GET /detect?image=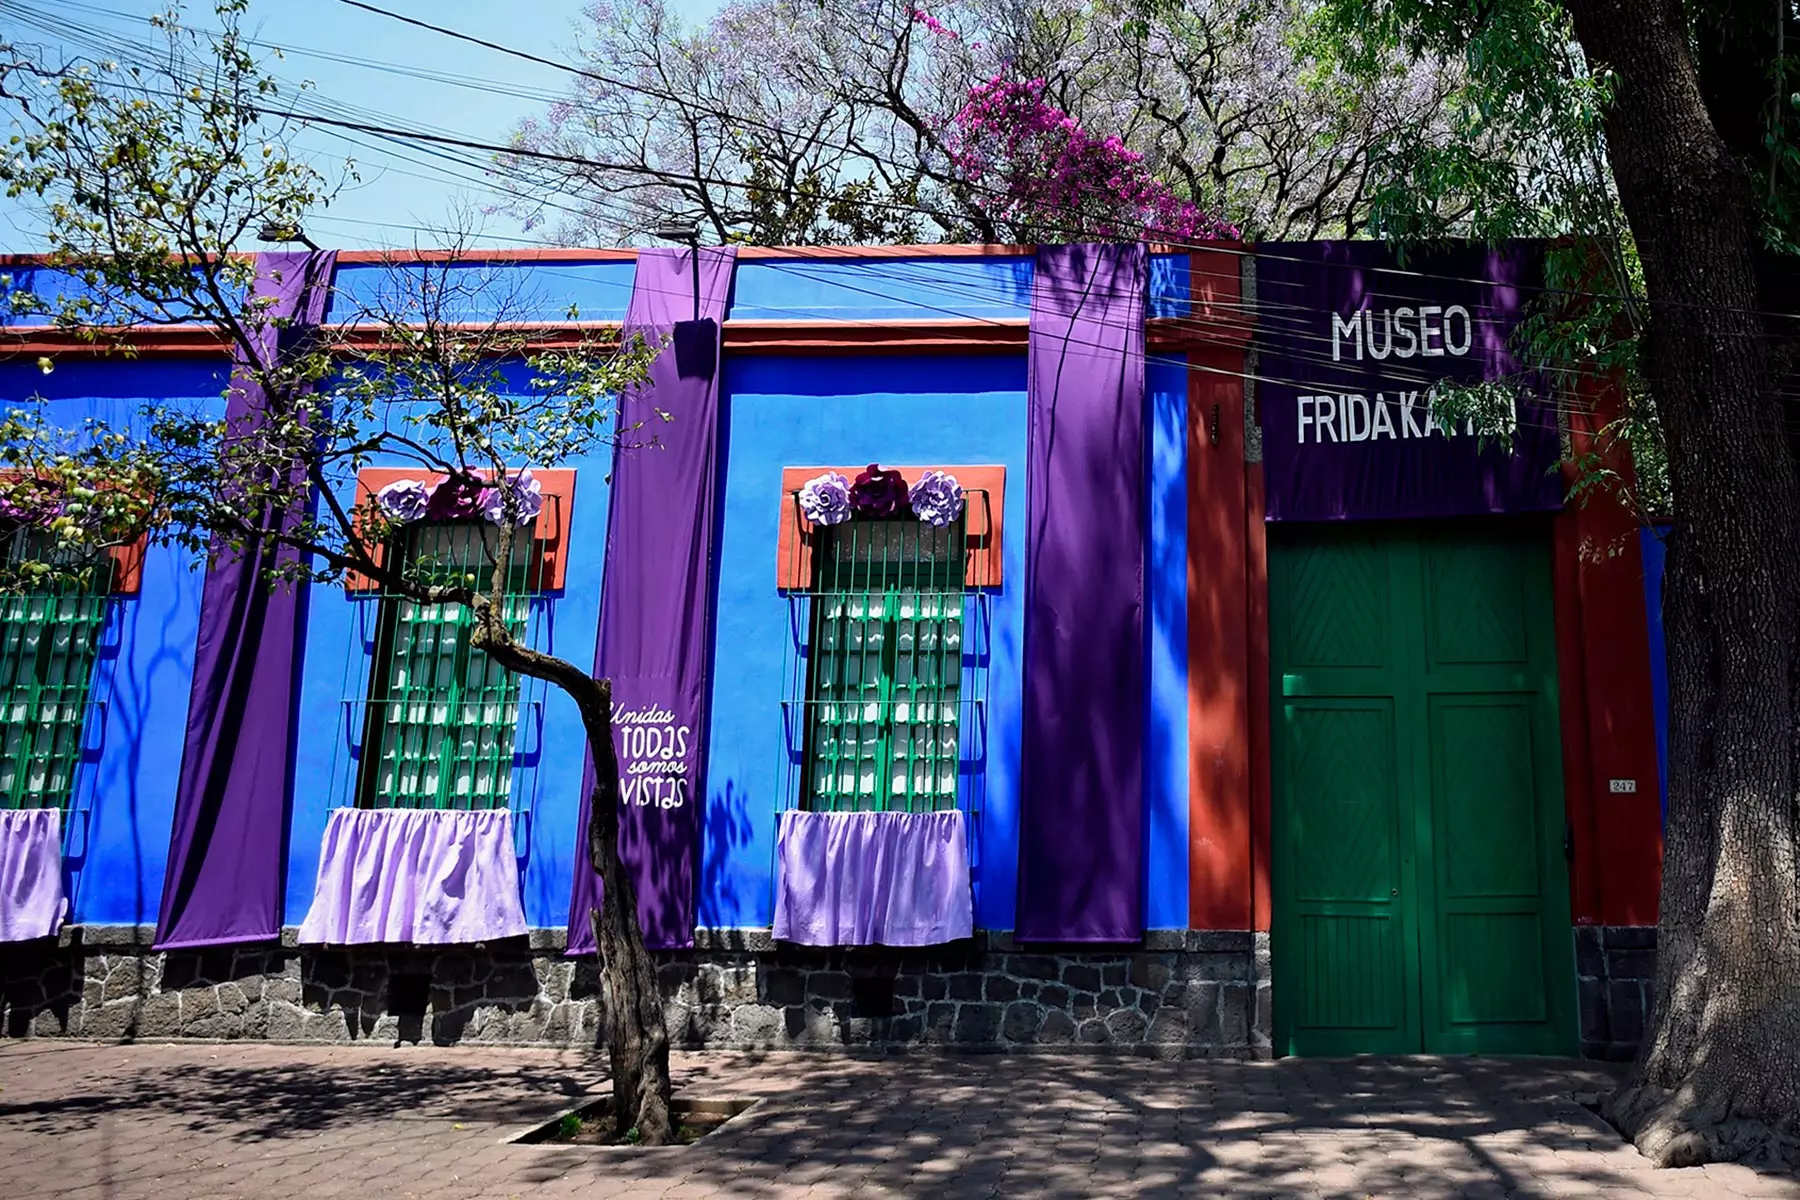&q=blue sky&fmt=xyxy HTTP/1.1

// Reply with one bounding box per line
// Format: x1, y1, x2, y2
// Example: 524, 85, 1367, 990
0, 0, 724, 251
